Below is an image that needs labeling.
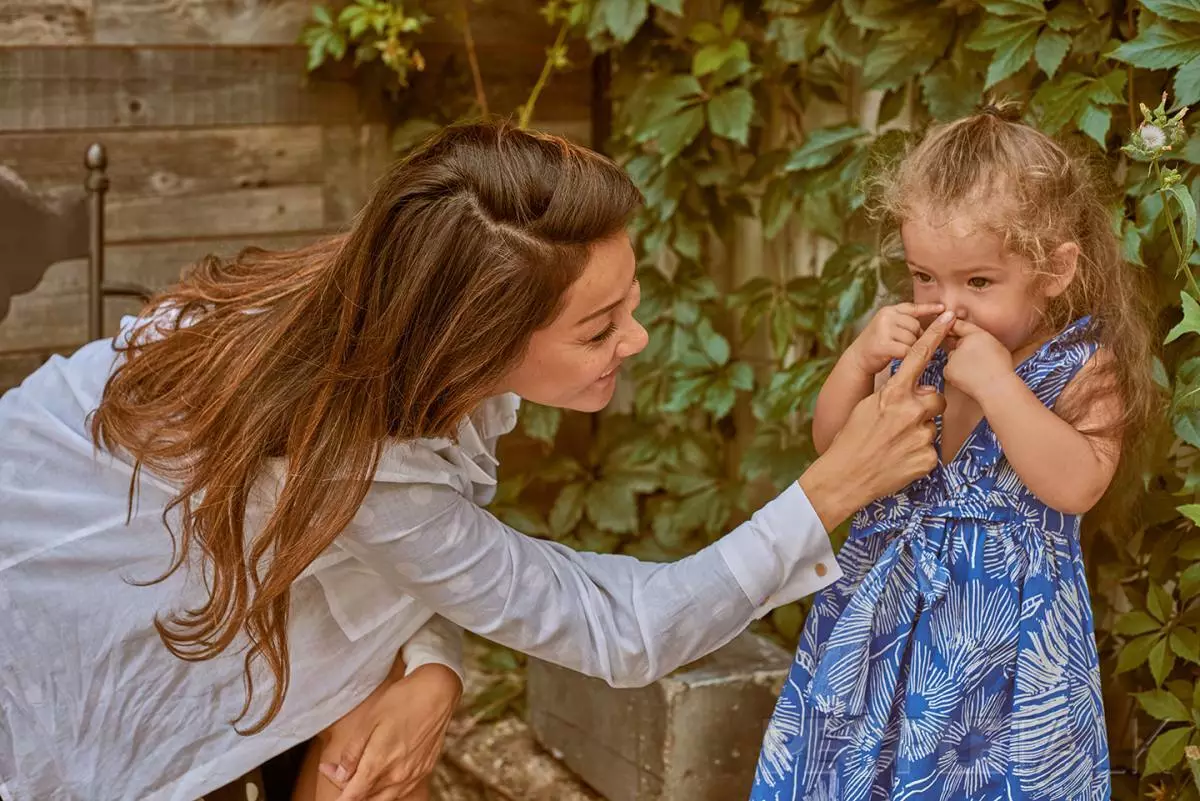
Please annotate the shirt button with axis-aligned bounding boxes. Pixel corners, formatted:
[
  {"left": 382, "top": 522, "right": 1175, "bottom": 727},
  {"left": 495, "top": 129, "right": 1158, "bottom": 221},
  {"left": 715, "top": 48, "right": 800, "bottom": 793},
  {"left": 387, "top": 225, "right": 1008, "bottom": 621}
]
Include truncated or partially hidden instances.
[{"left": 815, "top": 562, "right": 828, "bottom": 577}]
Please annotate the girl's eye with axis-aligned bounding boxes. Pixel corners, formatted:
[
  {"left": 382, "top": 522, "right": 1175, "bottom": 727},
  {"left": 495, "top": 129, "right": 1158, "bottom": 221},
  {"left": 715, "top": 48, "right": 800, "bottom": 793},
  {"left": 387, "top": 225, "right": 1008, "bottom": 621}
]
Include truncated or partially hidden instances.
[
  {"left": 588, "top": 323, "right": 617, "bottom": 345},
  {"left": 968, "top": 277, "right": 991, "bottom": 289},
  {"left": 912, "top": 272, "right": 934, "bottom": 284}
]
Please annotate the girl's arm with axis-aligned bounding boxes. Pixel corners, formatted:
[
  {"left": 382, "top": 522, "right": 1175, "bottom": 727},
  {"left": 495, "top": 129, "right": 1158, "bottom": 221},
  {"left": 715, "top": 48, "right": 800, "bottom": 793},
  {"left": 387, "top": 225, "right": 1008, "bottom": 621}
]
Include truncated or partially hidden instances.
[
  {"left": 815, "top": 303, "right": 944, "bottom": 453},
  {"left": 812, "top": 355, "right": 880, "bottom": 454},
  {"left": 980, "top": 357, "right": 1121, "bottom": 514},
  {"left": 947, "top": 319, "right": 1121, "bottom": 515}
]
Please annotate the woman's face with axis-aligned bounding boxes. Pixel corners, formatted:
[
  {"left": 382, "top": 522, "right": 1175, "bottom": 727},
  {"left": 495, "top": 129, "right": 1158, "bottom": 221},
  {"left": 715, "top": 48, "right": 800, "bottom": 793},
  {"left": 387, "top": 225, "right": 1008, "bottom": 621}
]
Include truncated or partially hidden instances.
[{"left": 499, "top": 233, "right": 648, "bottom": 412}]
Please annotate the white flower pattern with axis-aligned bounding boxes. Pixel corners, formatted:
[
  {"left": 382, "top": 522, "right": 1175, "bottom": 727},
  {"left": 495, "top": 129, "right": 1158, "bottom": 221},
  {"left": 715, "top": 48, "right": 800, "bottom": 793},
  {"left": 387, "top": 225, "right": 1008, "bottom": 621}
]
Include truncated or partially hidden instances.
[{"left": 751, "top": 318, "right": 1110, "bottom": 800}]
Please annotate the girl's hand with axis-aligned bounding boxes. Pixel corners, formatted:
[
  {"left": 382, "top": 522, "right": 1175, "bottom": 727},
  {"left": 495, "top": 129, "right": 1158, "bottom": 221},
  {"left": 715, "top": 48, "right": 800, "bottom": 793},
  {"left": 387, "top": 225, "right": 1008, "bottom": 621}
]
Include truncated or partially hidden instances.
[
  {"left": 943, "top": 319, "right": 1015, "bottom": 400},
  {"left": 321, "top": 664, "right": 462, "bottom": 801},
  {"left": 847, "top": 303, "right": 946, "bottom": 376}
]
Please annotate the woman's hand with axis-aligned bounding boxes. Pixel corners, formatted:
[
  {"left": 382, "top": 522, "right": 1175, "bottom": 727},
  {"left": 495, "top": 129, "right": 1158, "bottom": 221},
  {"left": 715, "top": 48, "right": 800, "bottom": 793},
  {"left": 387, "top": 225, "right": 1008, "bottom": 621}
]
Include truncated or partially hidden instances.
[
  {"left": 320, "top": 664, "right": 462, "bottom": 801},
  {"left": 799, "top": 310, "right": 954, "bottom": 531}
]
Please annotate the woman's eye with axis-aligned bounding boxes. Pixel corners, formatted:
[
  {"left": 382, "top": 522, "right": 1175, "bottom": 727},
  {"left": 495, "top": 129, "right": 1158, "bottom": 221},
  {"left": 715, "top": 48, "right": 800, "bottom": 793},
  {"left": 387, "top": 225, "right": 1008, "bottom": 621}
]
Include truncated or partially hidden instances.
[
  {"left": 588, "top": 323, "right": 617, "bottom": 345},
  {"left": 912, "top": 272, "right": 934, "bottom": 284},
  {"left": 968, "top": 277, "right": 990, "bottom": 289}
]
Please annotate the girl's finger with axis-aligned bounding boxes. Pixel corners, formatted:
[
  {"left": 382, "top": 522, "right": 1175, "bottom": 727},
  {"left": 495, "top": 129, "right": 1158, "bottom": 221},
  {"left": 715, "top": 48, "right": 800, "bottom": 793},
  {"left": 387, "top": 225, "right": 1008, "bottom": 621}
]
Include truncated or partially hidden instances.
[
  {"left": 892, "top": 302, "right": 945, "bottom": 319},
  {"left": 891, "top": 316, "right": 922, "bottom": 338},
  {"left": 950, "top": 318, "right": 985, "bottom": 337}
]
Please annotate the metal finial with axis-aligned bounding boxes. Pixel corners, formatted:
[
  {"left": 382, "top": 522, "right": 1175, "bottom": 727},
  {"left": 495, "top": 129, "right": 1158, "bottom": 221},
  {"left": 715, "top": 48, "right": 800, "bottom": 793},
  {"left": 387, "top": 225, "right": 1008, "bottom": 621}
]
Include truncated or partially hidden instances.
[{"left": 84, "top": 142, "right": 107, "bottom": 171}]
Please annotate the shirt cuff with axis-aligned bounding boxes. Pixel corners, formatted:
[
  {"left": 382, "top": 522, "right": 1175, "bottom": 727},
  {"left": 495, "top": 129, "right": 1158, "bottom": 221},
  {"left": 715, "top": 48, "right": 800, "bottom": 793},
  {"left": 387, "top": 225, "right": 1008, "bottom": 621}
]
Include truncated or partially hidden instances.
[
  {"left": 714, "top": 481, "right": 843, "bottom": 619},
  {"left": 401, "top": 615, "right": 465, "bottom": 684}
]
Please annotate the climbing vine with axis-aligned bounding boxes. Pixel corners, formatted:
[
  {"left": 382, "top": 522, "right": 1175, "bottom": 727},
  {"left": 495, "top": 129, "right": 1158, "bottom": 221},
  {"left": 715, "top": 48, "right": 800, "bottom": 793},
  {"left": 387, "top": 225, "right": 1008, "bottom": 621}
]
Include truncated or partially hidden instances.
[{"left": 305, "top": 0, "right": 1200, "bottom": 793}]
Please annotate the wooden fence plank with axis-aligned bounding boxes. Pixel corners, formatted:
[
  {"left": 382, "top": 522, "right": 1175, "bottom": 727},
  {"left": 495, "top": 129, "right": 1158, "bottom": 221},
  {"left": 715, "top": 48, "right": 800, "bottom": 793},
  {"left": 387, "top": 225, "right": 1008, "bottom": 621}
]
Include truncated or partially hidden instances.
[
  {"left": 94, "top": 0, "right": 311, "bottom": 45},
  {"left": 0, "top": 232, "right": 324, "bottom": 352},
  {"left": 0, "top": 0, "right": 93, "bottom": 45},
  {"left": 0, "top": 125, "right": 324, "bottom": 198},
  {"left": 0, "top": 47, "right": 365, "bottom": 131},
  {"left": 322, "top": 123, "right": 393, "bottom": 227},
  {"left": 106, "top": 184, "right": 325, "bottom": 241}
]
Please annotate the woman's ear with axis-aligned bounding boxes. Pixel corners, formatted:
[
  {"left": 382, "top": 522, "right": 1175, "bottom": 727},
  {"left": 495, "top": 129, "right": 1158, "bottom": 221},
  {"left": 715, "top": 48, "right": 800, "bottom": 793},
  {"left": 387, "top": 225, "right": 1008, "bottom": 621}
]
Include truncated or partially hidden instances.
[{"left": 1044, "top": 241, "right": 1080, "bottom": 298}]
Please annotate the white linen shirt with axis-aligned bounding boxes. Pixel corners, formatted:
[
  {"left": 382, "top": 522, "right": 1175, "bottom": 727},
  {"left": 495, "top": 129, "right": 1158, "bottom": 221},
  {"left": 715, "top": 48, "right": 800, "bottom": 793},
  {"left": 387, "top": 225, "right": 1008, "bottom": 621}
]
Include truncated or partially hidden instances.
[{"left": 0, "top": 318, "right": 841, "bottom": 801}]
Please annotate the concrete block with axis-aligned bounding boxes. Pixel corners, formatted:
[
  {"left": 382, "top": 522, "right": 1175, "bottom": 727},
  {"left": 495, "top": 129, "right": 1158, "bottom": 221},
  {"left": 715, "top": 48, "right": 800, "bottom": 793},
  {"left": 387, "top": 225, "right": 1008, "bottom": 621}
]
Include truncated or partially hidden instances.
[{"left": 526, "top": 632, "right": 792, "bottom": 801}]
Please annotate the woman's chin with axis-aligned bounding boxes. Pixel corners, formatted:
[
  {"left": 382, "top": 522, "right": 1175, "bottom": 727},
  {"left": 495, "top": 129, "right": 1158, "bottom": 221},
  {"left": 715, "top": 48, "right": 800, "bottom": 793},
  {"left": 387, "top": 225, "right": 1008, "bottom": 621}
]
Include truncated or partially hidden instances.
[{"left": 562, "top": 373, "right": 619, "bottom": 413}]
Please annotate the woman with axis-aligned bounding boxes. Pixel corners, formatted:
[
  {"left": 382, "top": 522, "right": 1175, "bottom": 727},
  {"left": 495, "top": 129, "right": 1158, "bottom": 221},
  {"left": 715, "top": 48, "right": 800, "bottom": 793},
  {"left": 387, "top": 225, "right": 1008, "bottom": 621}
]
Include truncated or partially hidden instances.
[{"left": 0, "top": 121, "right": 949, "bottom": 801}]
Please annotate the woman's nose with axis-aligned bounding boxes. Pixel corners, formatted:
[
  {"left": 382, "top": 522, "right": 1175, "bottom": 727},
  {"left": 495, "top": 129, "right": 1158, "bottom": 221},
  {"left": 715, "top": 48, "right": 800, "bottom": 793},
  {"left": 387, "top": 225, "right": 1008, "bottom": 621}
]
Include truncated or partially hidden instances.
[{"left": 617, "top": 321, "right": 649, "bottom": 359}]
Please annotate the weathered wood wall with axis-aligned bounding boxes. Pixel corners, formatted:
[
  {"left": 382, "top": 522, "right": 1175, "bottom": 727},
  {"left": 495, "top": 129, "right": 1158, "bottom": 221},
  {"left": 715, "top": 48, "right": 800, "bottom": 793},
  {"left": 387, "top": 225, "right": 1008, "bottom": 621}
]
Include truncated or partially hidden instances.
[{"left": 0, "top": 0, "right": 593, "bottom": 391}]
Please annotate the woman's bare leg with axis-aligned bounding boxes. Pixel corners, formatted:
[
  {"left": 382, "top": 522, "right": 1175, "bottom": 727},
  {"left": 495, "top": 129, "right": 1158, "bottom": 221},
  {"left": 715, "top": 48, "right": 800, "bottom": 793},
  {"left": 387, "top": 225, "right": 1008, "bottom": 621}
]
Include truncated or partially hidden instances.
[{"left": 292, "top": 652, "right": 433, "bottom": 801}]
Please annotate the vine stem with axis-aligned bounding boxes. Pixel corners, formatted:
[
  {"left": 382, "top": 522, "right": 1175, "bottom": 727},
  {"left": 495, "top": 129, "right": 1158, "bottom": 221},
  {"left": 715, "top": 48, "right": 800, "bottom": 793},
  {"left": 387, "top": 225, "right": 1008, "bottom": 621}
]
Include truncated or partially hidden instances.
[
  {"left": 458, "top": 0, "right": 488, "bottom": 116},
  {"left": 519, "top": 19, "right": 570, "bottom": 129},
  {"left": 1155, "top": 160, "right": 1200, "bottom": 299}
]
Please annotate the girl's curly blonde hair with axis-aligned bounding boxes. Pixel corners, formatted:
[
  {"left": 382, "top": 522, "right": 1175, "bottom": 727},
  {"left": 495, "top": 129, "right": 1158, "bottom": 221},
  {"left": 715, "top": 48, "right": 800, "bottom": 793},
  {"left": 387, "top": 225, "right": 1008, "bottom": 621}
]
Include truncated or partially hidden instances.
[{"left": 870, "top": 100, "right": 1163, "bottom": 525}]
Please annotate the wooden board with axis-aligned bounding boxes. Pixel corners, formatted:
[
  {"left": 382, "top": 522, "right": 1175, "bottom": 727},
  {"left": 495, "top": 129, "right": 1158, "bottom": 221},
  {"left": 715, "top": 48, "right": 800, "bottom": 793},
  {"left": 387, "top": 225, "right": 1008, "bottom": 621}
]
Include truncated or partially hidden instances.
[
  {"left": 0, "top": 0, "right": 93, "bottom": 45},
  {"left": 0, "top": 125, "right": 324, "bottom": 198},
  {"left": 0, "top": 352, "right": 47, "bottom": 393},
  {"left": 93, "top": 0, "right": 312, "bottom": 44},
  {"left": 321, "top": 123, "right": 393, "bottom": 226},
  {"left": 107, "top": 184, "right": 325, "bottom": 242},
  {"left": 0, "top": 232, "right": 324, "bottom": 352},
  {"left": 0, "top": 47, "right": 365, "bottom": 131}
]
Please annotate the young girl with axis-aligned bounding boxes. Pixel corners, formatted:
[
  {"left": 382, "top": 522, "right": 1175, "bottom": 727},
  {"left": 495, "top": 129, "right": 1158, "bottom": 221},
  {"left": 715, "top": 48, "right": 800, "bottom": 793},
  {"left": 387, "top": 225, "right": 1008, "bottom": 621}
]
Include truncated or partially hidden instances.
[{"left": 751, "top": 104, "right": 1158, "bottom": 800}]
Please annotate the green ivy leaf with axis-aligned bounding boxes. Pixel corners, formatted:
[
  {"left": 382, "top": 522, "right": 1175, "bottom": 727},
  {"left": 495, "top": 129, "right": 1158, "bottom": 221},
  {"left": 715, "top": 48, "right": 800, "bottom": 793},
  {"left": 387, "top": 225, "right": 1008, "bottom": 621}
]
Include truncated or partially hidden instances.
[
  {"left": 1183, "top": 563, "right": 1200, "bottom": 602},
  {"left": 1166, "top": 290, "right": 1200, "bottom": 344},
  {"left": 707, "top": 87, "right": 754, "bottom": 146},
  {"left": 1146, "top": 726, "right": 1192, "bottom": 775},
  {"left": 1118, "top": 633, "right": 1162, "bottom": 672},
  {"left": 862, "top": 16, "right": 953, "bottom": 92},
  {"left": 921, "top": 58, "right": 986, "bottom": 120},
  {"left": 771, "top": 602, "right": 805, "bottom": 642},
  {"left": 1034, "top": 29, "right": 1071, "bottom": 78},
  {"left": 1111, "top": 21, "right": 1200, "bottom": 71},
  {"left": 603, "top": 0, "right": 650, "bottom": 43},
  {"left": 1150, "top": 583, "right": 1175, "bottom": 623},
  {"left": 696, "top": 317, "right": 731, "bottom": 365},
  {"left": 1140, "top": 0, "right": 1200, "bottom": 26},
  {"left": 521, "top": 403, "right": 562, "bottom": 446},
  {"left": 967, "top": 16, "right": 1041, "bottom": 89},
  {"left": 650, "top": 0, "right": 683, "bottom": 15},
  {"left": 980, "top": 0, "right": 1044, "bottom": 14},
  {"left": 1172, "top": 628, "right": 1200, "bottom": 664},
  {"left": 1152, "top": 636, "right": 1177, "bottom": 686},
  {"left": 1136, "top": 688, "right": 1192, "bottom": 721},
  {"left": 1166, "top": 183, "right": 1198, "bottom": 269},
  {"left": 703, "top": 376, "right": 737, "bottom": 418},
  {"left": 693, "top": 43, "right": 730, "bottom": 77},
  {"left": 585, "top": 479, "right": 639, "bottom": 534},
  {"left": 549, "top": 482, "right": 587, "bottom": 537},
  {"left": 1178, "top": 56, "right": 1200, "bottom": 107},
  {"left": 1115, "top": 610, "right": 1163, "bottom": 636},
  {"left": 785, "top": 126, "right": 867, "bottom": 172},
  {"left": 1046, "top": 0, "right": 1091, "bottom": 31},
  {"left": 766, "top": 14, "right": 823, "bottom": 63},
  {"left": 312, "top": 5, "right": 334, "bottom": 26},
  {"left": 654, "top": 105, "right": 706, "bottom": 162},
  {"left": 1180, "top": 504, "right": 1200, "bottom": 526},
  {"left": 1076, "top": 104, "right": 1112, "bottom": 148}
]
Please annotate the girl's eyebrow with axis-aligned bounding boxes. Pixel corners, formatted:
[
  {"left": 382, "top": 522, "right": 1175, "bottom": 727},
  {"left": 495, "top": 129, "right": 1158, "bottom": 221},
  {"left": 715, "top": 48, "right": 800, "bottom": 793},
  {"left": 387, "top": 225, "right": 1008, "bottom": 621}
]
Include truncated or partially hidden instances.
[{"left": 907, "top": 259, "right": 1004, "bottom": 275}]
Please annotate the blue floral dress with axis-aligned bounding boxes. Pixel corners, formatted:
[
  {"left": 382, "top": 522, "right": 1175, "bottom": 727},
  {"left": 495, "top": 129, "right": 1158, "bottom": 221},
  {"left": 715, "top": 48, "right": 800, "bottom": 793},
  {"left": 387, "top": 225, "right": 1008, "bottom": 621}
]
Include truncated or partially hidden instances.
[{"left": 751, "top": 317, "right": 1110, "bottom": 801}]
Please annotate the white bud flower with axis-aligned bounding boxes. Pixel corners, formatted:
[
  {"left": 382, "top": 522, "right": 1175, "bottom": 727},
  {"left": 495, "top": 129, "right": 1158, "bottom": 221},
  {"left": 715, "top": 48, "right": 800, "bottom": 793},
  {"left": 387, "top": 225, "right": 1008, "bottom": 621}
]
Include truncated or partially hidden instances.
[{"left": 1141, "top": 124, "right": 1167, "bottom": 149}]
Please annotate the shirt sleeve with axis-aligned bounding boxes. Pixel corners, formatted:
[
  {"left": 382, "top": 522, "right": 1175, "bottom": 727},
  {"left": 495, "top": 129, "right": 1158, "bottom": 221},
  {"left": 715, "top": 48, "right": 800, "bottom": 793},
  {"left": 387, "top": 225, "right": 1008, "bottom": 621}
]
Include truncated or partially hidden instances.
[
  {"left": 338, "top": 481, "right": 841, "bottom": 688},
  {"left": 400, "top": 615, "right": 465, "bottom": 683}
]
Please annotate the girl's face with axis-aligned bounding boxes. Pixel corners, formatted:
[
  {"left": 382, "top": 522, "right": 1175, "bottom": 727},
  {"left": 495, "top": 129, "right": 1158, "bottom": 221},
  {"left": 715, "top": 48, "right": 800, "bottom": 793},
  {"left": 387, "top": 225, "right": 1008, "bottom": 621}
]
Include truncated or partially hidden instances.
[
  {"left": 499, "top": 233, "right": 648, "bottom": 412},
  {"left": 901, "top": 210, "right": 1056, "bottom": 354}
]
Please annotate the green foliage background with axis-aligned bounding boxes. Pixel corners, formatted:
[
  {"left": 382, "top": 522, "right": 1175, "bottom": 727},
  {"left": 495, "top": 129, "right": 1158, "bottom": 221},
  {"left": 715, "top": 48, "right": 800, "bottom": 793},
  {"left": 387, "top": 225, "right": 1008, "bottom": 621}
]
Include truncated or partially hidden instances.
[{"left": 306, "top": 0, "right": 1200, "bottom": 794}]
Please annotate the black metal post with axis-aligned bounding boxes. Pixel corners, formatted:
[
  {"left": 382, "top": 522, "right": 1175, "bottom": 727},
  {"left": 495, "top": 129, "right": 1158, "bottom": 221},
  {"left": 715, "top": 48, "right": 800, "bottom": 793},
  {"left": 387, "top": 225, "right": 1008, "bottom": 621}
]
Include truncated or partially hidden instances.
[{"left": 84, "top": 143, "right": 108, "bottom": 341}]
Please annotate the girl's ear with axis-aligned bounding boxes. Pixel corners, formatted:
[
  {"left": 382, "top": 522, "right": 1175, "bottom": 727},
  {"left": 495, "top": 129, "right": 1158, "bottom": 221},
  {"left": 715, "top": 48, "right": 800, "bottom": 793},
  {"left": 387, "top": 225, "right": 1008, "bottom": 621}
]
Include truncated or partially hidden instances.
[{"left": 1044, "top": 241, "right": 1080, "bottom": 299}]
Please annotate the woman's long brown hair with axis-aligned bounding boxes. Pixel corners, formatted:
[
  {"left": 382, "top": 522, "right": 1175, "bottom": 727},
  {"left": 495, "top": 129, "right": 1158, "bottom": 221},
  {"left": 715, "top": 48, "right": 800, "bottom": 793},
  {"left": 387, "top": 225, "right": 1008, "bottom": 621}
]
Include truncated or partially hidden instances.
[{"left": 91, "top": 120, "right": 642, "bottom": 733}]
